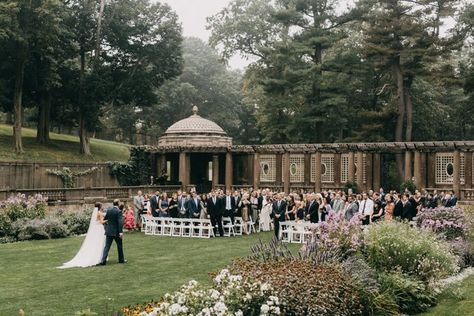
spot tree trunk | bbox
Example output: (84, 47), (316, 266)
(404, 85), (413, 142)
(13, 51), (26, 153)
(36, 91), (51, 144)
(79, 111), (91, 155)
(393, 60), (406, 180)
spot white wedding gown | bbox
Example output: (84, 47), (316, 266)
(58, 208), (106, 269)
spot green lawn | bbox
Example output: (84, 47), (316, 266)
(422, 274), (474, 316)
(0, 232), (277, 316)
(0, 124), (130, 163)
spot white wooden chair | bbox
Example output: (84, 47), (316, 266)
(200, 219), (213, 238)
(247, 216), (257, 234)
(172, 219), (183, 237)
(181, 219), (192, 237)
(234, 217), (243, 236)
(278, 221), (293, 243)
(222, 217), (235, 237)
(162, 218), (173, 236)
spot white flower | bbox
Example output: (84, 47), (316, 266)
(210, 289), (220, 300)
(261, 304), (270, 313)
(235, 310), (243, 316)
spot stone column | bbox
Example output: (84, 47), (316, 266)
(453, 150), (461, 198)
(366, 153), (373, 192)
(283, 152), (290, 194)
(179, 152), (188, 189)
(413, 151), (423, 189)
(225, 152), (233, 191)
(427, 152), (436, 188)
(314, 152), (322, 193)
(404, 151), (412, 181)
(253, 153), (260, 189)
(212, 155), (219, 188)
(348, 152), (355, 183)
(465, 152), (472, 189)
(373, 153), (381, 191)
(356, 152), (364, 191)
(304, 153), (311, 186)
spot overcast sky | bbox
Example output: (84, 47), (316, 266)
(160, 0), (249, 69)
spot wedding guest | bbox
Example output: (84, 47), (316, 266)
(241, 193), (251, 234)
(358, 192), (374, 225)
(332, 192), (344, 213)
(143, 194), (150, 215)
(393, 193), (403, 219)
(158, 192), (169, 217)
(149, 190), (160, 217)
(168, 193), (178, 218)
(296, 200), (305, 221)
(124, 205), (136, 230)
(208, 190), (224, 237)
(200, 194), (208, 219)
(445, 190), (458, 207)
(384, 194), (395, 221)
(306, 193), (319, 223)
(401, 194), (414, 221)
(187, 191), (201, 219)
(234, 190), (242, 217)
(286, 195), (296, 221)
(344, 195), (359, 221)
(177, 190), (188, 218)
(133, 190), (144, 230)
(272, 193), (287, 238)
(371, 192), (384, 222)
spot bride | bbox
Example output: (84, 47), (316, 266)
(58, 202), (107, 269)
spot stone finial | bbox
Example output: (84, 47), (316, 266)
(192, 105), (198, 115)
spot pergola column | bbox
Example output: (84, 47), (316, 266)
(413, 151), (423, 189)
(314, 152), (322, 193)
(179, 152), (188, 189)
(453, 149), (461, 198)
(334, 153), (341, 189)
(225, 152), (233, 191)
(348, 152), (355, 183)
(427, 152), (436, 188)
(373, 153), (381, 191)
(465, 151), (472, 189)
(304, 153), (311, 186)
(253, 153), (260, 189)
(356, 152), (364, 191)
(212, 154), (219, 188)
(404, 151), (413, 181)
(283, 152), (290, 194)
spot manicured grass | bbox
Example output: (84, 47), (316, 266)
(422, 274), (474, 316)
(0, 124), (129, 163)
(0, 232), (278, 316)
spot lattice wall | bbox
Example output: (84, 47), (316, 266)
(310, 154), (335, 183)
(341, 154), (366, 183)
(289, 154), (305, 183)
(260, 155), (276, 182)
(435, 153), (465, 185)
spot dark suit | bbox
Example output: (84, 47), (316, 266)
(272, 200), (287, 238)
(186, 198), (201, 218)
(222, 195), (236, 223)
(149, 195), (159, 217)
(234, 196), (241, 217)
(305, 201), (319, 223)
(445, 197), (457, 207)
(208, 196), (223, 236)
(101, 206), (124, 264)
(401, 201), (413, 221)
(177, 196), (188, 218)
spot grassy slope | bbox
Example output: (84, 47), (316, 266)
(0, 124), (129, 163)
(0, 232), (278, 316)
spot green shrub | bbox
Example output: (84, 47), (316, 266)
(344, 181), (359, 194)
(400, 180), (416, 194)
(46, 216), (70, 238)
(59, 209), (92, 235)
(364, 221), (459, 281)
(378, 271), (436, 314)
(12, 218), (50, 241)
(230, 259), (363, 316)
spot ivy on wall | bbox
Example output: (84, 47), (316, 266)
(46, 167), (99, 188)
(107, 147), (152, 186)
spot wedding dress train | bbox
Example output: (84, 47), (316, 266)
(58, 208), (106, 269)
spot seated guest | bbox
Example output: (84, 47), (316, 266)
(427, 193), (437, 208)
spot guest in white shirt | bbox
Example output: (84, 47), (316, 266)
(358, 192), (374, 225)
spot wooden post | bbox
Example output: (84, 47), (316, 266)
(212, 155), (219, 188)
(414, 151), (422, 189)
(283, 152), (290, 194)
(356, 152), (364, 191)
(404, 151), (412, 181)
(334, 153), (341, 189)
(348, 152), (355, 182)
(453, 150), (461, 198)
(225, 152), (233, 191)
(366, 153), (373, 192)
(314, 152), (322, 193)
(253, 153), (260, 189)
(304, 153), (311, 186)
(373, 153), (381, 191)
(276, 154), (283, 187)
(179, 152), (187, 190)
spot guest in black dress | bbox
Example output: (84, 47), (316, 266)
(286, 195), (296, 221)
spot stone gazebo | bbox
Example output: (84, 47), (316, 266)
(149, 107), (474, 202)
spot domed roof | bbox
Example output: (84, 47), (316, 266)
(164, 106), (227, 135)
(158, 105), (232, 147)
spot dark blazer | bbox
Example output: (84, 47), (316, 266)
(150, 195), (159, 216)
(234, 196), (241, 215)
(207, 196), (222, 217)
(186, 198), (202, 218)
(272, 200), (287, 222)
(104, 206), (123, 237)
(222, 195), (236, 212)
(445, 197), (457, 207)
(306, 201), (319, 223)
(401, 201), (413, 220)
(393, 200), (403, 218)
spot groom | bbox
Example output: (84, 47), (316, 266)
(100, 199), (125, 265)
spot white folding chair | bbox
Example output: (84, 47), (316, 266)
(278, 221), (292, 243)
(181, 219), (192, 237)
(201, 219), (213, 238)
(143, 216), (157, 235)
(162, 218), (173, 236)
(153, 218), (164, 236)
(234, 217), (243, 236)
(291, 222), (304, 243)
(222, 217), (235, 237)
(191, 219), (202, 238)
(172, 218), (183, 237)
(247, 216), (257, 234)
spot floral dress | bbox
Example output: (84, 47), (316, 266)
(124, 210), (136, 229)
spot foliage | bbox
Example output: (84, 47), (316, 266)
(400, 180), (416, 194)
(342, 256), (399, 316)
(248, 236), (294, 262)
(58, 208), (93, 236)
(0, 193), (47, 237)
(46, 167), (99, 188)
(343, 181), (359, 194)
(108, 146), (151, 186)
(122, 269), (280, 316)
(364, 221), (459, 281)
(378, 271), (436, 314)
(416, 207), (467, 240)
(230, 259), (362, 316)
